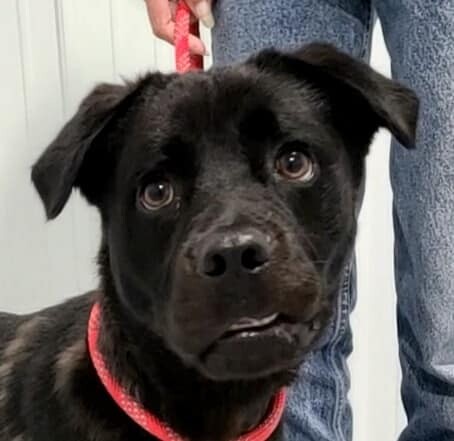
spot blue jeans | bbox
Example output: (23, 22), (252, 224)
(212, 1), (454, 440)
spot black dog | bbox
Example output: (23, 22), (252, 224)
(0, 43), (418, 441)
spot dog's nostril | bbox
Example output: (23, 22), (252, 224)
(204, 253), (227, 277)
(199, 233), (271, 277)
(241, 246), (269, 272)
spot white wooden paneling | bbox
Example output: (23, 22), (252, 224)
(110, 0), (157, 79)
(57, 0), (114, 293)
(0, 3), (403, 440)
(0, 0), (56, 311)
(18, 0), (80, 307)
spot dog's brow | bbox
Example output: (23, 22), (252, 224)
(132, 137), (196, 178)
(160, 138), (194, 159)
(239, 107), (281, 143)
(134, 138), (195, 176)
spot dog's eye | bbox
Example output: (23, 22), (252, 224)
(275, 151), (315, 182)
(139, 180), (174, 211)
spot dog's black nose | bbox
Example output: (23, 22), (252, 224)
(200, 231), (271, 277)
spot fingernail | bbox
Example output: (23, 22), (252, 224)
(195, 1), (215, 29)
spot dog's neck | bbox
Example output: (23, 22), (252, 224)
(93, 250), (293, 441)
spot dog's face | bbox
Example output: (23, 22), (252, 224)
(31, 44), (418, 381)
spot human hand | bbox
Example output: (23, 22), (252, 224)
(145, 0), (214, 56)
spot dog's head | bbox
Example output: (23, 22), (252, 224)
(32, 44), (418, 381)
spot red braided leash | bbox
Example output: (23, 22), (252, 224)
(174, 0), (203, 73)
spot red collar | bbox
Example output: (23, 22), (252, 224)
(87, 302), (287, 441)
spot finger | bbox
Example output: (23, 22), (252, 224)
(145, 0), (174, 43)
(186, 0), (215, 29)
(153, 18), (207, 56)
(188, 34), (208, 56)
(146, 0), (208, 55)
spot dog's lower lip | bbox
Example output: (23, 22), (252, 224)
(198, 320), (306, 380)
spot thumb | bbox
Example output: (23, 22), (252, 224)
(186, 0), (215, 29)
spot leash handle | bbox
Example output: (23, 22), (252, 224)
(174, 0), (203, 73)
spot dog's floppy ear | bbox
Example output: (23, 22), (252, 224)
(253, 43), (419, 149)
(32, 74), (171, 220)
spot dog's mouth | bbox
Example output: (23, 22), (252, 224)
(226, 313), (278, 331)
(196, 312), (322, 380)
(221, 313), (291, 340)
(221, 312), (324, 340)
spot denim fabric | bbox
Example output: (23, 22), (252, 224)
(376, 2), (454, 440)
(212, 1), (454, 440)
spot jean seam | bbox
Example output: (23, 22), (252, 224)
(319, 0), (371, 31)
(328, 261), (353, 441)
(359, 2), (374, 60)
(329, 4), (373, 436)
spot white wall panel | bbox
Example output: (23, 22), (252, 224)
(0, 0), (58, 311)
(18, 0), (80, 307)
(110, 0), (157, 79)
(0, 3), (404, 440)
(57, 0), (115, 293)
